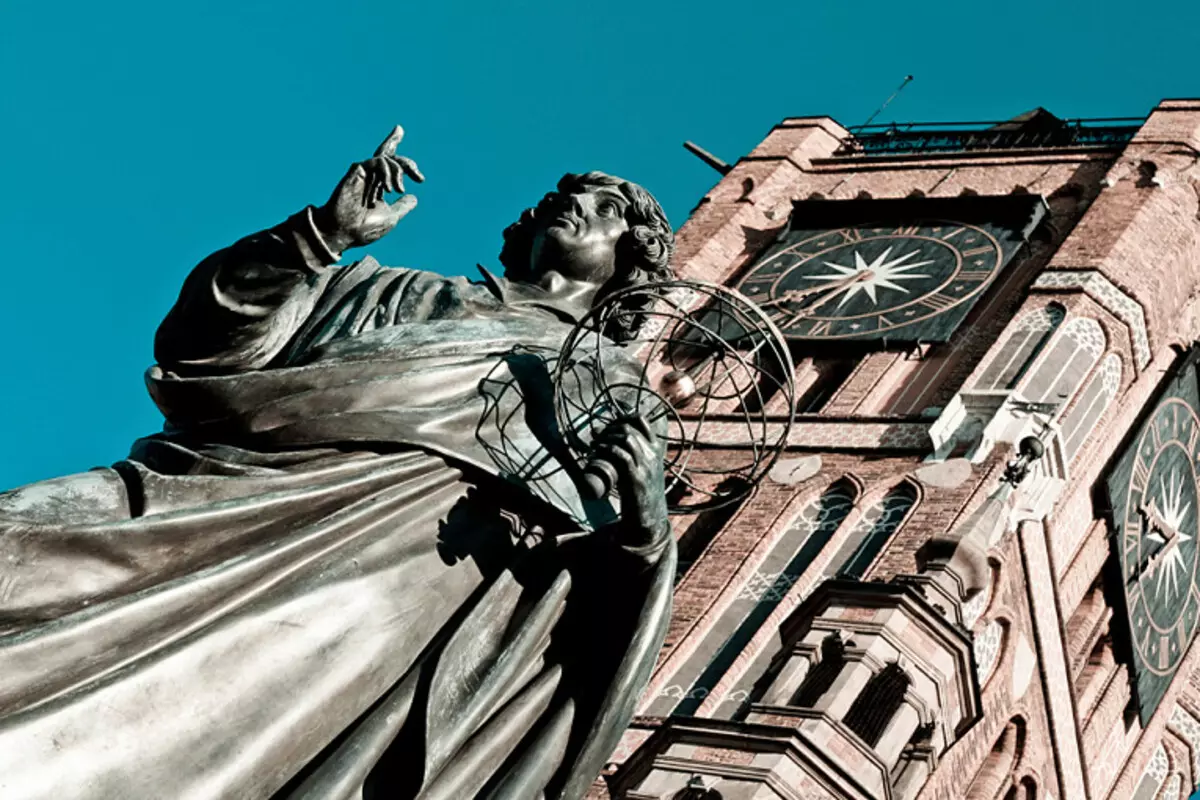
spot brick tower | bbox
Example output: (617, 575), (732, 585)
(597, 100), (1200, 800)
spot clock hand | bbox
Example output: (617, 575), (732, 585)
(1135, 499), (1184, 582)
(1143, 538), (1179, 582)
(764, 271), (873, 325)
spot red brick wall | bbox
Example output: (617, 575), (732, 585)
(609, 101), (1200, 800)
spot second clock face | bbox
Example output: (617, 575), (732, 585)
(1107, 348), (1200, 724)
(1120, 398), (1200, 675)
(737, 222), (1004, 340)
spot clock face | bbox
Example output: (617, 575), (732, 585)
(734, 196), (1046, 344)
(1107, 349), (1200, 723)
(737, 222), (1001, 339)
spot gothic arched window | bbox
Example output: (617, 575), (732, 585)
(1061, 353), (1122, 460)
(967, 718), (1026, 800)
(650, 481), (857, 717)
(974, 304), (1065, 391)
(1020, 317), (1106, 411)
(791, 633), (846, 707)
(843, 663), (911, 747)
(835, 483), (918, 580)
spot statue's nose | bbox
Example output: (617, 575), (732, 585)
(568, 193), (586, 218)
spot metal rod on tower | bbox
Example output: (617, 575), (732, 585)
(683, 141), (732, 175)
(855, 75), (915, 132)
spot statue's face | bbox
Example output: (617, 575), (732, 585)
(529, 185), (630, 285)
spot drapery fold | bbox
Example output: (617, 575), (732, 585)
(0, 314), (673, 799)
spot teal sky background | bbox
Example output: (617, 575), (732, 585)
(2, 1), (1200, 793)
(0, 0), (1198, 495)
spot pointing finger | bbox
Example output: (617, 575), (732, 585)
(393, 155), (425, 184)
(383, 158), (404, 194)
(374, 125), (405, 158)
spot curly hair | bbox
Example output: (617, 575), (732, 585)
(499, 172), (675, 341)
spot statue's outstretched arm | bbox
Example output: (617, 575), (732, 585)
(154, 127), (423, 374)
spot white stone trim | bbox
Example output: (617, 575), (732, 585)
(1032, 269), (1151, 369)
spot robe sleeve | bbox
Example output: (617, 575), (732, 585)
(154, 206), (341, 374)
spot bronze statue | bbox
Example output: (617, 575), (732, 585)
(0, 126), (677, 800)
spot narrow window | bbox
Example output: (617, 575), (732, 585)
(1061, 353), (1121, 460)
(967, 718), (1026, 800)
(796, 358), (857, 413)
(654, 481), (857, 718)
(974, 305), (1065, 390)
(843, 663), (911, 747)
(1021, 317), (1106, 412)
(791, 633), (846, 707)
(833, 484), (918, 579)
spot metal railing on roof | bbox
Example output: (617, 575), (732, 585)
(834, 117), (1146, 157)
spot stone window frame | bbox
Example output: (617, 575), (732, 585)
(646, 479), (860, 717)
(1015, 315), (1107, 416)
(832, 479), (922, 580)
(1060, 352), (1123, 462)
(972, 303), (1066, 392)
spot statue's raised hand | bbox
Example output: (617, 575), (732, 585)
(315, 125), (425, 254)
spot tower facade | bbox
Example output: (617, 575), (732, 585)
(598, 100), (1200, 800)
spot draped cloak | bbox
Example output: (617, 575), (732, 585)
(0, 208), (675, 800)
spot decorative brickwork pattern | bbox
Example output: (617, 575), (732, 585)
(646, 482), (856, 717)
(1033, 269), (1151, 368)
(1168, 704), (1200, 789)
(1132, 742), (1170, 799)
(962, 570), (993, 629)
(975, 619), (1005, 687)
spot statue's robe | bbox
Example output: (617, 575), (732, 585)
(0, 208), (674, 800)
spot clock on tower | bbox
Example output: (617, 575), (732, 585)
(736, 196), (1047, 344)
(1106, 346), (1200, 724)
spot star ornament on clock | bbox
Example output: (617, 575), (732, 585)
(1141, 468), (1195, 602)
(803, 246), (935, 308)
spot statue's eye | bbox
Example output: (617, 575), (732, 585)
(599, 200), (619, 217)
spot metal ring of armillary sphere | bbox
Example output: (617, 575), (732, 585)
(554, 279), (796, 513)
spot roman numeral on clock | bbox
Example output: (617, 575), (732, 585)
(835, 228), (864, 243)
(1133, 456), (1151, 488)
(1160, 635), (1171, 670)
(921, 293), (958, 312)
(941, 227), (967, 241)
(962, 246), (993, 258)
(958, 270), (993, 281)
(805, 319), (833, 336)
(893, 225), (920, 236)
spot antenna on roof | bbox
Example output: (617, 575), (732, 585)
(854, 75), (914, 132)
(683, 141), (732, 175)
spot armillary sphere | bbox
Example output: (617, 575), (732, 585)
(554, 279), (796, 513)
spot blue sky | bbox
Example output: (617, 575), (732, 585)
(0, 0), (1198, 490)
